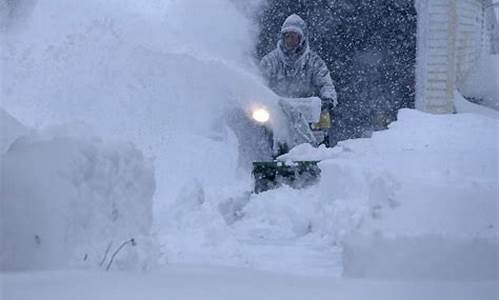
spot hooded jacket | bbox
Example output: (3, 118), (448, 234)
(260, 14), (337, 108)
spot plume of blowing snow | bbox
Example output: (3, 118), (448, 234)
(1, 0), (275, 270)
(1, 0), (277, 206)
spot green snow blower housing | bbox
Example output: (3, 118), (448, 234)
(252, 160), (321, 193)
(245, 97), (330, 193)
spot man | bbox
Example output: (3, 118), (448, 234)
(260, 14), (338, 113)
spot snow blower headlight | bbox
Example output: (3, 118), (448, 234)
(252, 108), (270, 123)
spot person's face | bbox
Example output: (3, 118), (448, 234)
(282, 31), (301, 50)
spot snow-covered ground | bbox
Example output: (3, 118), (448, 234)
(1, 267), (497, 300)
(3, 96), (497, 298)
(0, 0), (498, 299)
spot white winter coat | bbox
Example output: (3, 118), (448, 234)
(260, 14), (337, 108)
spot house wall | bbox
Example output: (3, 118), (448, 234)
(484, 2), (499, 55)
(415, 0), (493, 113)
(0, 0), (38, 31)
(455, 0), (485, 87)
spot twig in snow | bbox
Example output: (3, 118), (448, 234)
(106, 238), (136, 271)
(99, 242), (113, 267)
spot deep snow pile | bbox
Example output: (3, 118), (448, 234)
(157, 107), (498, 279)
(460, 54), (499, 110)
(0, 109), (155, 271)
(0, 108), (29, 153)
(279, 108), (498, 279)
(455, 90), (498, 118)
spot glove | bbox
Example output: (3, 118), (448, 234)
(321, 98), (336, 111)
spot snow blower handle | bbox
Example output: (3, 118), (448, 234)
(280, 96), (322, 123)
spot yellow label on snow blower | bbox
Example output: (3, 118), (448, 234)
(313, 111), (331, 129)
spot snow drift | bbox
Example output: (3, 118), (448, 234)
(281, 108), (498, 280)
(0, 109), (155, 271)
(460, 54), (499, 110)
(0, 108), (29, 154)
(158, 107), (498, 279)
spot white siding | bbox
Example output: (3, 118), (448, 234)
(455, 0), (484, 87)
(416, 0), (494, 113)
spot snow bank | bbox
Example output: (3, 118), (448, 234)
(460, 54), (499, 110)
(158, 108), (498, 278)
(0, 111), (155, 271)
(0, 109), (29, 154)
(454, 90), (498, 118)
(283, 108), (498, 280)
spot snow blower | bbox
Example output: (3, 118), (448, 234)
(248, 97), (330, 193)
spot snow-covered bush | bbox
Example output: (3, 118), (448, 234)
(0, 110), (155, 271)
